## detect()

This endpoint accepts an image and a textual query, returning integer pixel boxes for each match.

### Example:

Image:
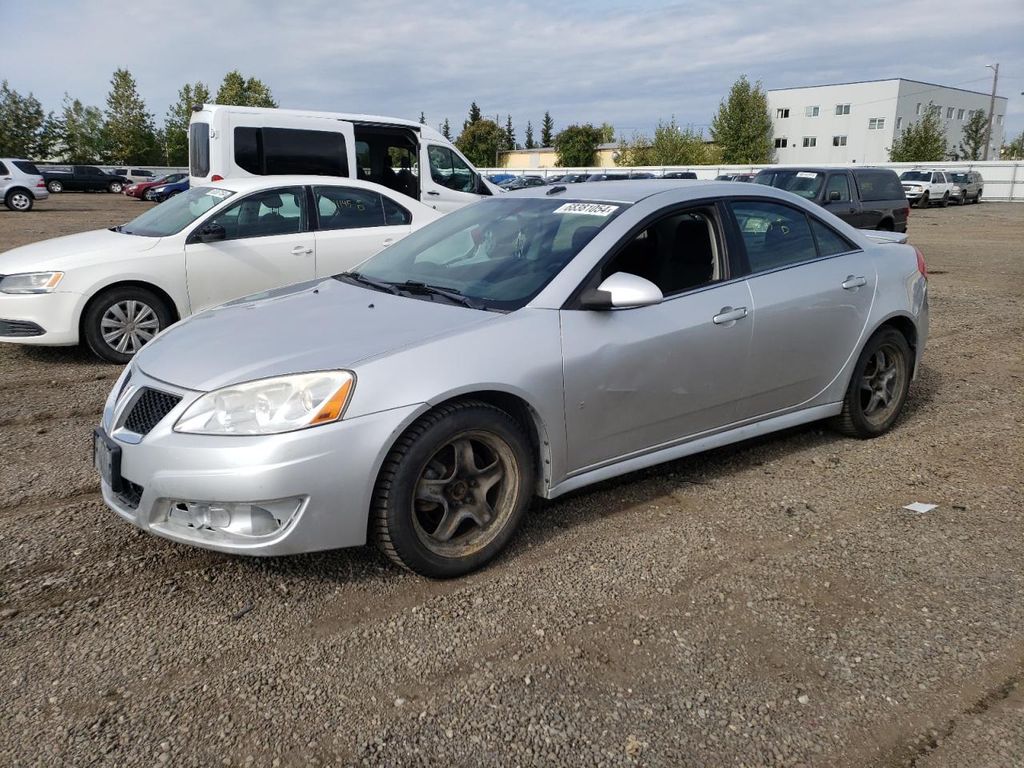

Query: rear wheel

[831,328,912,438]
[372,401,534,578]
[82,286,173,363]
[875,218,894,231]
[959,191,967,205]
[47,180,63,193]
[940,192,949,208]
[108,181,123,194]
[974,189,982,204]
[4,189,33,212]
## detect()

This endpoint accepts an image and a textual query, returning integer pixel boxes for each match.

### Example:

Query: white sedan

[0,176,442,362]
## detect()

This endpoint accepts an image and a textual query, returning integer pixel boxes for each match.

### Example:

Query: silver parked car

[1,158,49,212]
[96,181,929,578]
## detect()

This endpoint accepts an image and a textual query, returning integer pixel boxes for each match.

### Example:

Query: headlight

[0,271,64,294]
[174,371,355,435]
[153,186,167,192]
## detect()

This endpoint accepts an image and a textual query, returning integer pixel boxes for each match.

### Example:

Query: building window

[946,107,954,119]
[868,118,885,130]
[776,108,790,119]
[896,117,902,130]
[805,105,819,117]
[802,137,816,147]
[835,103,851,115]
[832,135,847,147]
[916,103,922,115]
[957,108,965,120]
[774,137,788,148]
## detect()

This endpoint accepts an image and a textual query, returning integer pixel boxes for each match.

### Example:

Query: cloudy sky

[5,0,1024,141]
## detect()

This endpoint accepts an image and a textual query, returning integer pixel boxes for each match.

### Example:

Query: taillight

[903,206,910,219]
[211,174,223,181]
[914,246,927,279]
[36,179,45,188]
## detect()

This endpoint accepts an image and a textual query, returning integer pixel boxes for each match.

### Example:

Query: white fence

[481,160,1024,202]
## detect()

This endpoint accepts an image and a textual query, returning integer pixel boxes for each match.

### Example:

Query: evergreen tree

[164,81,210,166]
[710,75,773,164]
[0,81,47,158]
[540,111,554,147]
[959,109,988,160]
[103,68,158,164]
[215,70,277,107]
[504,114,516,150]
[525,120,535,150]
[419,111,426,125]
[889,104,947,162]
[440,118,452,140]
[56,95,105,163]
[464,101,482,130]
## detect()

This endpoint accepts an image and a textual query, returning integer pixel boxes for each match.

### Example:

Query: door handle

[842,275,867,290]
[381,237,394,247]
[712,306,748,325]
[427,190,440,196]
[291,245,313,255]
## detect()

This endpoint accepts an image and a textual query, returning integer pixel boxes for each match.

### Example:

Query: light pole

[983,63,999,160]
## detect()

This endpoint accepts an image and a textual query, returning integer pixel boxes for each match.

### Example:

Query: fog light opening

[166,498,303,537]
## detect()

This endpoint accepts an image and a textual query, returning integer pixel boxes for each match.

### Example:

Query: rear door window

[314,186,385,230]
[189,122,210,177]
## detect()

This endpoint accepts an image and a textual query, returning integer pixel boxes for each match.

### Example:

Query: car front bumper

[0,291,81,345]
[98,365,421,556]
[902,188,925,201]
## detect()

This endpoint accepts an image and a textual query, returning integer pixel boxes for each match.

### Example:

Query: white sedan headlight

[0,271,64,294]
[174,371,355,435]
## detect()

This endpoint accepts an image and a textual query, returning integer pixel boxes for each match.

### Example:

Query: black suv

[752,167,909,232]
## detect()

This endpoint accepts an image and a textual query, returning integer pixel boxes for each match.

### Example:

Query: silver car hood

[136,278,497,391]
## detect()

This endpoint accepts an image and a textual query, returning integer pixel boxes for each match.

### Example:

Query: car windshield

[349,197,629,311]
[753,170,823,199]
[118,187,234,237]
[900,171,932,181]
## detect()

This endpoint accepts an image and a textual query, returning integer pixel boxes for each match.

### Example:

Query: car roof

[503,179,735,204]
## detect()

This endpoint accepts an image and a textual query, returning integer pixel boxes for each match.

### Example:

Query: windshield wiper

[109,225,123,233]
[335,271,401,295]
[392,281,481,309]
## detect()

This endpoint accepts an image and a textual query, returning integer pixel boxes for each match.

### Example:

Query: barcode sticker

[553,202,619,216]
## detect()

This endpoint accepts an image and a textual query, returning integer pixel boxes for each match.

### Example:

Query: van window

[190,122,210,177]
[428,145,475,193]
[233,127,347,177]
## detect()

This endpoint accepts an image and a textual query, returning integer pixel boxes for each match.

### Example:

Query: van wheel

[83,286,173,363]
[47,180,63,193]
[831,328,912,439]
[4,189,33,212]
[372,401,534,578]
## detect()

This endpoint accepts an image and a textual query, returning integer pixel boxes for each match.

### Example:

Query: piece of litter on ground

[903,502,938,514]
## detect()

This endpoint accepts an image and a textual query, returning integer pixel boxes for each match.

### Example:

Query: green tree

[464,101,481,131]
[163,81,210,166]
[0,81,47,158]
[710,75,773,164]
[455,118,504,167]
[553,124,603,167]
[617,118,712,167]
[419,111,426,125]
[598,122,615,144]
[889,103,947,162]
[959,109,988,160]
[215,70,277,107]
[504,114,516,150]
[540,111,554,146]
[56,95,105,163]
[1002,129,1024,160]
[103,68,158,164]
[440,118,452,140]
[524,120,535,149]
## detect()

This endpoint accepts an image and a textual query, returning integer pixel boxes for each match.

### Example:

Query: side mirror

[580,272,663,310]
[828,190,841,202]
[197,223,225,243]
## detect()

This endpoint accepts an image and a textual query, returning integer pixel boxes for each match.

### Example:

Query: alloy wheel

[859,342,906,427]
[100,300,160,355]
[9,192,31,210]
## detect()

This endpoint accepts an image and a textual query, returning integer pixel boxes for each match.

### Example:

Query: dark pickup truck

[752,167,909,232]
[42,165,130,194]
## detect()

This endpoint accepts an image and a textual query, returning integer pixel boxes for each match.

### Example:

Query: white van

[188,104,499,212]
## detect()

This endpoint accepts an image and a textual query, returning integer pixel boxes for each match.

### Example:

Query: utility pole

[983,63,999,160]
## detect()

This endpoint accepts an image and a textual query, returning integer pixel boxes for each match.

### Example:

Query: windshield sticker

[553,202,619,216]
[796,171,818,179]
[206,189,232,198]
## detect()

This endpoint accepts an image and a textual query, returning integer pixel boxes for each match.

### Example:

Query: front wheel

[959,191,967,205]
[82,286,173,363]
[47,180,63,193]
[940,192,949,208]
[831,328,912,438]
[108,181,123,193]
[372,401,534,578]
[4,189,33,212]
[974,190,982,204]
[918,192,929,208]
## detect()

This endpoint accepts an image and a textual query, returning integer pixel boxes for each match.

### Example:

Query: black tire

[959,191,967,205]
[372,400,535,578]
[940,192,949,208]
[4,189,33,212]
[875,218,894,232]
[918,192,929,208]
[974,190,982,204]
[47,180,63,193]
[108,181,123,194]
[82,286,173,363]
[831,328,912,439]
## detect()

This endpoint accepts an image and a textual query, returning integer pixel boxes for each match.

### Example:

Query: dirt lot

[0,193,1021,767]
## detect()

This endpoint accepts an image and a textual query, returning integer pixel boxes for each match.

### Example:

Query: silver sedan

[95,181,929,578]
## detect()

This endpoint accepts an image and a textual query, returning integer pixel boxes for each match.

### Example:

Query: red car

[124,173,188,200]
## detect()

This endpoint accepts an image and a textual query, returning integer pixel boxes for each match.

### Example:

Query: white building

[766,78,1008,163]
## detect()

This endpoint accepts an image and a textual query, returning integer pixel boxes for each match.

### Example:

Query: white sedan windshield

[120,187,235,237]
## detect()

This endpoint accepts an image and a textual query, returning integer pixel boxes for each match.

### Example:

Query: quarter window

[810,219,855,257]
[0,161,8,174]
[427,145,475,193]
[205,187,307,240]
[729,201,817,272]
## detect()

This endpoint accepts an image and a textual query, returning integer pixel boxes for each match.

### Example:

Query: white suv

[899,169,954,208]
[1,158,49,212]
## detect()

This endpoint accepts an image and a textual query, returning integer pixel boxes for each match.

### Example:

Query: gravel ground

[0,194,1021,767]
